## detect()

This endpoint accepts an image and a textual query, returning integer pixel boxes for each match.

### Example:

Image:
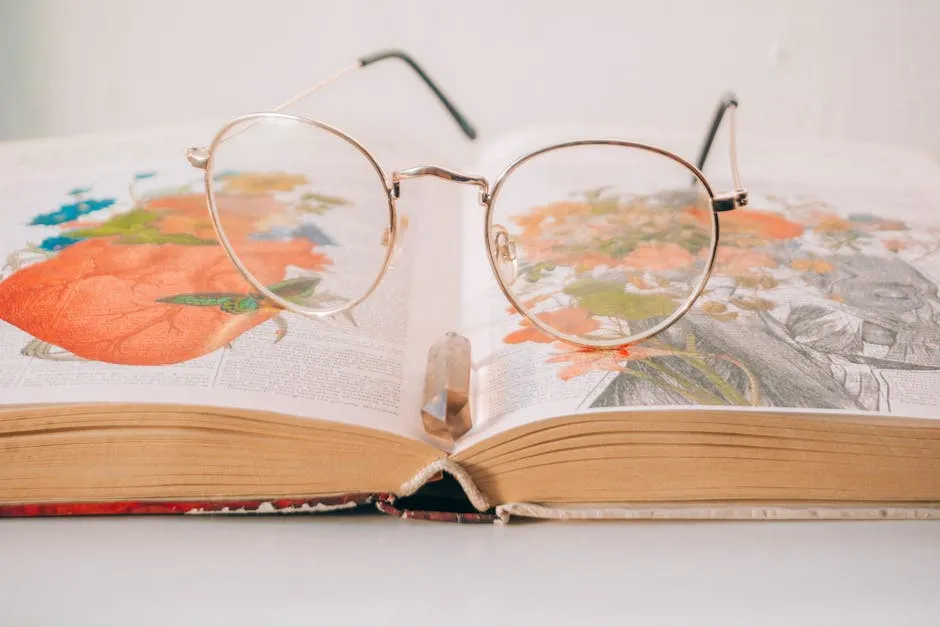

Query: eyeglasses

[186,49,747,350]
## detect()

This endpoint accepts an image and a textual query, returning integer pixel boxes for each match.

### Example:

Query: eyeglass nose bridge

[391,165,490,206]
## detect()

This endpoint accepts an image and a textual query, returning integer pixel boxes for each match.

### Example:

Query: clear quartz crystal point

[421,331,472,444]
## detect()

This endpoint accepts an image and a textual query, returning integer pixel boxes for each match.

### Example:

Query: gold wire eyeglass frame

[187,49,748,351]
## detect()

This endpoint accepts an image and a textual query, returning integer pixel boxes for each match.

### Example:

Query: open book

[2,52,940,522]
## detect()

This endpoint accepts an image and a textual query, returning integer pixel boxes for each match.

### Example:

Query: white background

[3,2,940,624]
[1,0,939,160]
[2,515,939,626]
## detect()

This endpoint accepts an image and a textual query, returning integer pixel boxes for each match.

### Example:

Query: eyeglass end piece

[187,146,209,170]
[713,189,748,212]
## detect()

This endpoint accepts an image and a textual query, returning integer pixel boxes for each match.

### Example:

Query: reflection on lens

[489,143,715,346]
[208,114,392,314]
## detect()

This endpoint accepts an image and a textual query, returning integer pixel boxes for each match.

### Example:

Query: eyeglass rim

[483,139,721,350]
[202,111,398,318]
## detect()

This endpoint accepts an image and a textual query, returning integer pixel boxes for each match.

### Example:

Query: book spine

[374,494,496,524]
[0,493,499,523]
[0,493,378,517]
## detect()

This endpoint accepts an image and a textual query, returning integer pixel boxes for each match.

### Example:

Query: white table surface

[2,513,938,626]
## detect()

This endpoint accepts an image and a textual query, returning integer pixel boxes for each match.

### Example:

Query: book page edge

[494,501,940,524]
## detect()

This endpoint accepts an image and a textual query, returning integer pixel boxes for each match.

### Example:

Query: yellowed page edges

[494,502,940,524]
[398,458,491,512]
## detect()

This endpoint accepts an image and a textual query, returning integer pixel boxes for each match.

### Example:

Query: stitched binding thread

[398,458,491,512]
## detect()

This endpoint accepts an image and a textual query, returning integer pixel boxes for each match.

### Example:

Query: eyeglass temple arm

[693,92,746,208]
[188,50,478,168]
[270,49,477,140]
[359,50,477,140]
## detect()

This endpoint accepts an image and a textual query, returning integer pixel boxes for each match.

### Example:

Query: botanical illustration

[499,187,716,344]
[503,188,940,412]
[0,172,348,365]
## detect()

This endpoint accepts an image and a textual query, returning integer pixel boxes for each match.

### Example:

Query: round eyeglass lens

[488,143,716,347]
[207,114,393,315]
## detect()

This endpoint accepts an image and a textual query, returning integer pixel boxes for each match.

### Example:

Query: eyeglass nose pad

[381,216,410,272]
[490,225,518,286]
[381,216,410,249]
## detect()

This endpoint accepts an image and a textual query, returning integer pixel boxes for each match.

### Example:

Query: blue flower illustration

[29,198,117,226]
[249,223,336,246]
[38,235,82,252]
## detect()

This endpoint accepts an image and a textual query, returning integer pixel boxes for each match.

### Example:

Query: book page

[456,128,940,452]
[0,127,461,445]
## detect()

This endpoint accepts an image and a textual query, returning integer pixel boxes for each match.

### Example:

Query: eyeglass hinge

[187,146,210,170]
[713,189,748,212]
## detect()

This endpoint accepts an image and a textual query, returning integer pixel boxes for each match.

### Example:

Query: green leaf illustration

[563,278,624,298]
[268,276,321,300]
[65,208,160,238]
[220,296,263,314]
[730,296,775,312]
[587,197,620,216]
[575,289,677,321]
[595,236,641,258]
[157,293,243,307]
[64,208,215,246]
[116,232,216,245]
[522,261,557,282]
[300,192,350,206]
[156,277,323,316]
[156,292,262,314]
[673,228,712,254]
[295,202,329,215]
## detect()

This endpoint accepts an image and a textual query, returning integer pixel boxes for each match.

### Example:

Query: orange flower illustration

[790,258,834,273]
[565,250,621,272]
[151,193,286,243]
[506,293,554,314]
[721,209,804,240]
[512,201,593,237]
[504,307,600,344]
[873,219,906,231]
[812,213,852,233]
[0,237,329,365]
[883,238,906,253]
[221,172,309,195]
[622,241,696,272]
[546,343,674,380]
[713,246,778,278]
